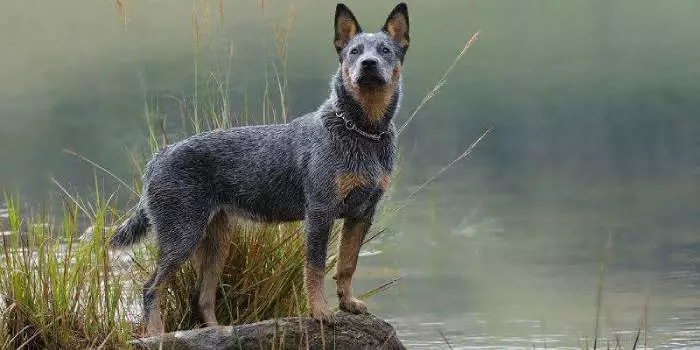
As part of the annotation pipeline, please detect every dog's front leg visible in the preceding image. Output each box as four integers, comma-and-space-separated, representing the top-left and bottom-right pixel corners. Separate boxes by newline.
335, 216, 371, 314
304, 209, 335, 324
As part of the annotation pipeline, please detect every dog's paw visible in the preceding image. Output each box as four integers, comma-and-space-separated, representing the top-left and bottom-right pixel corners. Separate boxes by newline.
339, 297, 368, 314
310, 302, 336, 325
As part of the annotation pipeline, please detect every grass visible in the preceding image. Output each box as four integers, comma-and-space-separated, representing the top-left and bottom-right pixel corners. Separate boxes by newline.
0, 192, 317, 348
577, 234, 649, 350
0, 2, 490, 349
0, 195, 131, 349
155, 222, 311, 331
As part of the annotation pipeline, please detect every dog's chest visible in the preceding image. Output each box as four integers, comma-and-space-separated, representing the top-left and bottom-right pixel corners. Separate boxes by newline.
335, 171, 391, 201
329, 139, 395, 211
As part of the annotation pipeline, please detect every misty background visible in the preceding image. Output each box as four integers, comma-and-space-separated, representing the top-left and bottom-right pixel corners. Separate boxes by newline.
1, 0, 698, 348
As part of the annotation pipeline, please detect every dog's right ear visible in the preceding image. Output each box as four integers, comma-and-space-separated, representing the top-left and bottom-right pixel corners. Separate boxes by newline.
382, 3, 409, 51
334, 4, 362, 54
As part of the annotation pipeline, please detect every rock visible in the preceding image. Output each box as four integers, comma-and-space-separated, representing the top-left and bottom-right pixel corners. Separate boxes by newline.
131, 312, 405, 350
79, 224, 118, 241
79, 225, 96, 241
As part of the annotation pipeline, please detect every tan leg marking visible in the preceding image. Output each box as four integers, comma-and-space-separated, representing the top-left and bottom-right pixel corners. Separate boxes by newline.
146, 293, 164, 336
305, 264, 334, 324
336, 172, 369, 200
335, 220, 368, 314
191, 211, 232, 327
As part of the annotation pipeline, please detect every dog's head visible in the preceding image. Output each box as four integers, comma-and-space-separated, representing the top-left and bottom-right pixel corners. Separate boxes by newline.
334, 3, 409, 92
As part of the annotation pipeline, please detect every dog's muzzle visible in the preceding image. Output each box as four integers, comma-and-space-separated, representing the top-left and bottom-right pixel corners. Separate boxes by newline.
356, 68, 387, 88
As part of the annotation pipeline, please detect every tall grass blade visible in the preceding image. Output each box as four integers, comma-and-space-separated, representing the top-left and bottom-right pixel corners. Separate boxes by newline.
398, 31, 481, 136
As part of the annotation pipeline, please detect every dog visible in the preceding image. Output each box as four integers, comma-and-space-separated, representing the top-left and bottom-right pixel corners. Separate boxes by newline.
110, 2, 410, 336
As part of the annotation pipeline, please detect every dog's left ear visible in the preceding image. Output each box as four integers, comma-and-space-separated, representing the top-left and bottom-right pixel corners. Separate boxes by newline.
382, 3, 410, 51
334, 4, 362, 53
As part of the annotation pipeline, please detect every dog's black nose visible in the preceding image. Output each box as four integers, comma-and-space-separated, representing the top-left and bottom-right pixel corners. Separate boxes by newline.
361, 59, 378, 68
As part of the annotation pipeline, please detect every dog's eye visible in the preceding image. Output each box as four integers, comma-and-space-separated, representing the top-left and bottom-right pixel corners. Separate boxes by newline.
381, 47, 391, 54
350, 48, 359, 55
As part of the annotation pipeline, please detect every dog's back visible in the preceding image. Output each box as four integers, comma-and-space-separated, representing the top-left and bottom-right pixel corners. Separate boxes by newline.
145, 121, 308, 223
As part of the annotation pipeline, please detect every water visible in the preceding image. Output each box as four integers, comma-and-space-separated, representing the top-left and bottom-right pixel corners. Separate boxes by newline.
1, 0, 699, 348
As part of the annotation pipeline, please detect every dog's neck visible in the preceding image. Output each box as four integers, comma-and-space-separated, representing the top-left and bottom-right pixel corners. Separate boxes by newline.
327, 67, 401, 135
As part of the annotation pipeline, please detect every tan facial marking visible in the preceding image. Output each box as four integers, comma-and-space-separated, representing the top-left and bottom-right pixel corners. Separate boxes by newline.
392, 63, 402, 80
342, 62, 400, 122
335, 172, 369, 199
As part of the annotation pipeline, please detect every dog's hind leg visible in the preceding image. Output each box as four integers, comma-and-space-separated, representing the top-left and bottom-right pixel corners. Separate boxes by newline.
141, 270, 161, 335
142, 260, 177, 336
142, 210, 209, 336
190, 211, 232, 327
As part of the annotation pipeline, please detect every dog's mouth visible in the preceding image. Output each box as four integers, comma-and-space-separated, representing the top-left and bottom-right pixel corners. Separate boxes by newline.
356, 72, 388, 89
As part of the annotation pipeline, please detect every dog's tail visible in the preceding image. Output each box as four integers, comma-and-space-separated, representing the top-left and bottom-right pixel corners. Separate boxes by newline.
111, 148, 165, 248
110, 199, 150, 247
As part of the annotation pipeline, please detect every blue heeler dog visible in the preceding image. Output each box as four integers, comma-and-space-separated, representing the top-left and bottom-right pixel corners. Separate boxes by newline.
111, 2, 410, 335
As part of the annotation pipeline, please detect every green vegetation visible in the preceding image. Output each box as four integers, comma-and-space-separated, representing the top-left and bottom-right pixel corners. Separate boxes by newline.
0, 194, 323, 348
0, 2, 488, 349
0, 196, 130, 348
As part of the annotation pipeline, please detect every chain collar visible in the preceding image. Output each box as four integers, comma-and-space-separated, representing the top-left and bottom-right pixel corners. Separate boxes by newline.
334, 111, 386, 141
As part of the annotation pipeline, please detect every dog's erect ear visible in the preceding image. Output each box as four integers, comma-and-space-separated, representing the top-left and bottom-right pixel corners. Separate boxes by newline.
382, 3, 409, 50
334, 4, 362, 53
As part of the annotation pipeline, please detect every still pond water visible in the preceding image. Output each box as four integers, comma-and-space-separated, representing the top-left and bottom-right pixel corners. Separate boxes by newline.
1, 1, 699, 348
